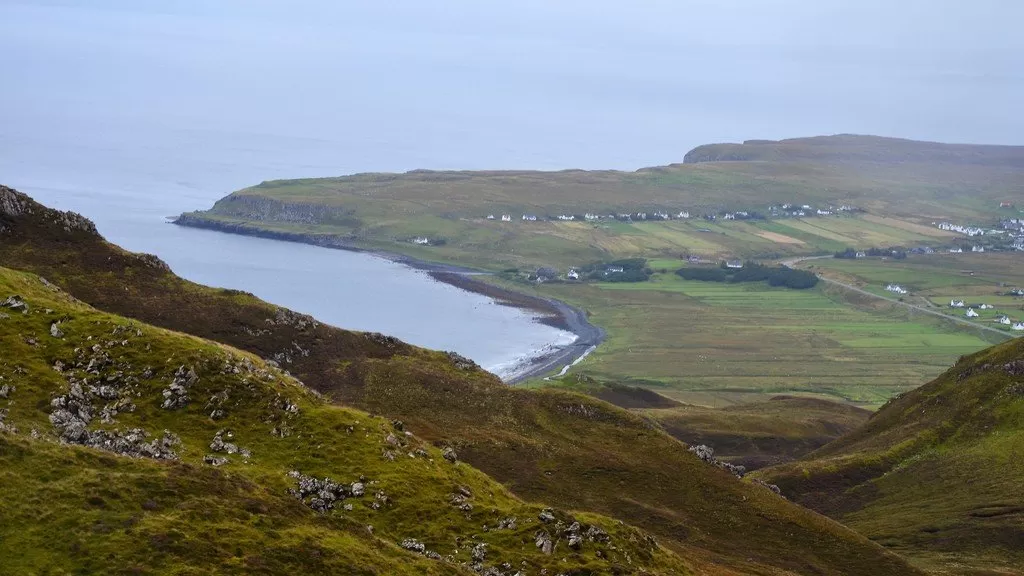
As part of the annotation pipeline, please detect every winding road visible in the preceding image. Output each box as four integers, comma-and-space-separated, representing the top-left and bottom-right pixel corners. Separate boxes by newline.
782, 256, 1013, 338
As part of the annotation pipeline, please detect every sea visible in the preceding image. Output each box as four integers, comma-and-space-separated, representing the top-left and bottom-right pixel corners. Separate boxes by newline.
1, 0, 1020, 377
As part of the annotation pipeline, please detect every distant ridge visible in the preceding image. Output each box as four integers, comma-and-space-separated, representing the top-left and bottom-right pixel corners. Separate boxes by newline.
683, 134, 1024, 166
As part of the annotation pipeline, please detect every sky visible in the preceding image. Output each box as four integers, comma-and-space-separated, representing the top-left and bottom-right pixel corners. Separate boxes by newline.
1, 0, 1022, 178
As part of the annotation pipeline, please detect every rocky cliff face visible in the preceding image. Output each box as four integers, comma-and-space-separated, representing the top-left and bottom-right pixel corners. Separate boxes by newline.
0, 185, 96, 234
195, 193, 360, 227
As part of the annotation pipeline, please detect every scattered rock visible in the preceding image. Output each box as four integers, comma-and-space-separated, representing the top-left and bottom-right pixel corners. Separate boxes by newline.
0, 384, 13, 399
446, 351, 478, 371
1, 295, 27, 312
204, 455, 229, 466
441, 446, 458, 463
538, 508, 556, 523
287, 470, 365, 513
50, 321, 64, 338
535, 531, 554, 555
160, 365, 197, 410
752, 478, 784, 496
688, 444, 745, 478
400, 538, 426, 554
471, 542, 488, 563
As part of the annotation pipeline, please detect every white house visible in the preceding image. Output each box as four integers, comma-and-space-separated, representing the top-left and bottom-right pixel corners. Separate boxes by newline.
816, 209, 833, 216
886, 284, 908, 294
500, 214, 512, 222
971, 245, 985, 253
965, 308, 980, 318
522, 214, 538, 221
676, 211, 691, 219
567, 269, 579, 280
948, 247, 963, 254
998, 316, 1012, 325
855, 251, 867, 259
978, 303, 994, 310
557, 214, 575, 221
950, 299, 966, 308
654, 211, 670, 220
723, 213, 736, 220
605, 266, 625, 274
486, 214, 495, 220
725, 260, 744, 269
1013, 322, 1024, 331
412, 237, 430, 245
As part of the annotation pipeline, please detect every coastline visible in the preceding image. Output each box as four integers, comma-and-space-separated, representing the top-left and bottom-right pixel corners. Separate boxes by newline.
172, 215, 605, 383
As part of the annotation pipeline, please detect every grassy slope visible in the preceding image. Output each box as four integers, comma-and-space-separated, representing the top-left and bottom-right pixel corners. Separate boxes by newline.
0, 266, 687, 575
550, 380, 871, 470
0, 185, 921, 575
176, 134, 1024, 271
757, 338, 1024, 575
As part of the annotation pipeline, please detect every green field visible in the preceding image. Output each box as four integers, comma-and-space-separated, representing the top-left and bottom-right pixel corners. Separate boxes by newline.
537, 270, 1000, 408
803, 253, 1024, 332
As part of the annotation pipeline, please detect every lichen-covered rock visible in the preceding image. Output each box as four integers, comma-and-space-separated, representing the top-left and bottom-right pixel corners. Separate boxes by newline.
538, 508, 555, 523
400, 538, 426, 554
287, 470, 365, 513
442, 446, 458, 463
1, 295, 27, 312
446, 351, 478, 371
161, 365, 197, 409
49, 321, 65, 338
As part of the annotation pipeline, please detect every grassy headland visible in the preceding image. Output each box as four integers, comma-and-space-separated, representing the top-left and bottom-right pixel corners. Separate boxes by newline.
174, 135, 1023, 400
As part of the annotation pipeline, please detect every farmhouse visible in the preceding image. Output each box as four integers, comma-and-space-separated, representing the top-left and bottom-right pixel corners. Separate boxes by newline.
978, 303, 994, 310
567, 269, 579, 280
500, 214, 512, 222
676, 211, 691, 219
950, 299, 966, 308
605, 266, 625, 274
965, 308, 980, 318
885, 284, 908, 294
948, 247, 963, 254
486, 214, 495, 220
855, 251, 867, 259
557, 214, 575, 221
998, 316, 1012, 325
971, 245, 985, 253
1014, 322, 1024, 331
411, 237, 430, 245
725, 260, 744, 269
522, 214, 538, 221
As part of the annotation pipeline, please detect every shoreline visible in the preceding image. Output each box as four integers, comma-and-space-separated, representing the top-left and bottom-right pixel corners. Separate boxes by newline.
172, 216, 605, 383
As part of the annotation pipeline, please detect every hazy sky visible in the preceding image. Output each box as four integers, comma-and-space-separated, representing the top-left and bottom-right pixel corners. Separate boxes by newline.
1, 0, 1022, 179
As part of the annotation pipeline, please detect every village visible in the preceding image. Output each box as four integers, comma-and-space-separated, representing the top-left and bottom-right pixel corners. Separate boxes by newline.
883, 282, 1024, 331
479, 202, 861, 225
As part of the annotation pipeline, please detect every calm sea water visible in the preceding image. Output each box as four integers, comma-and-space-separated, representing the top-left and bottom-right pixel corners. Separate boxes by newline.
1, 1, 1021, 373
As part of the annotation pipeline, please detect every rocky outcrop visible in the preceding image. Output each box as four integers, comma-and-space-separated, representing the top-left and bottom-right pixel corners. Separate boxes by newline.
287, 470, 370, 514
0, 185, 97, 234
689, 443, 747, 478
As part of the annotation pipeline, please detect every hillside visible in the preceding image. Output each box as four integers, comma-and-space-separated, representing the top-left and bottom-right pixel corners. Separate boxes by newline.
174, 134, 1023, 272
0, 265, 687, 574
0, 185, 922, 574
758, 337, 1024, 574
552, 380, 870, 470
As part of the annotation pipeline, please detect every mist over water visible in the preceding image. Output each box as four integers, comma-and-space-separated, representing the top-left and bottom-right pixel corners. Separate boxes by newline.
1, 1, 1020, 372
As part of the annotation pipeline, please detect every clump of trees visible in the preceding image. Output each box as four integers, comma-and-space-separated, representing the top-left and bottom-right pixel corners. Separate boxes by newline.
579, 258, 653, 283
834, 247, 907, 259
676, 262, 818, 289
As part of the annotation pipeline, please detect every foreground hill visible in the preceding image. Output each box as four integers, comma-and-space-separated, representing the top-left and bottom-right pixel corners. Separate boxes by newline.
0, 185, 919, 574
174, 134, 1023, 271
758, 338, 1024, 574
0, 265, 686, 574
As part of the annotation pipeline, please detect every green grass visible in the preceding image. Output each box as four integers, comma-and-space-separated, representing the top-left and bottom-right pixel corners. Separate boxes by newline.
757, 337, 1024, 575
0, 265, 690, 575
178, 135, 1024, 272
538, 271, 997, 408
1, 184, 924, 575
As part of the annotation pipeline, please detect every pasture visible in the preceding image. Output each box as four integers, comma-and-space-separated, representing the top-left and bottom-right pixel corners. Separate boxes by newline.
539, 270, 999, 408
